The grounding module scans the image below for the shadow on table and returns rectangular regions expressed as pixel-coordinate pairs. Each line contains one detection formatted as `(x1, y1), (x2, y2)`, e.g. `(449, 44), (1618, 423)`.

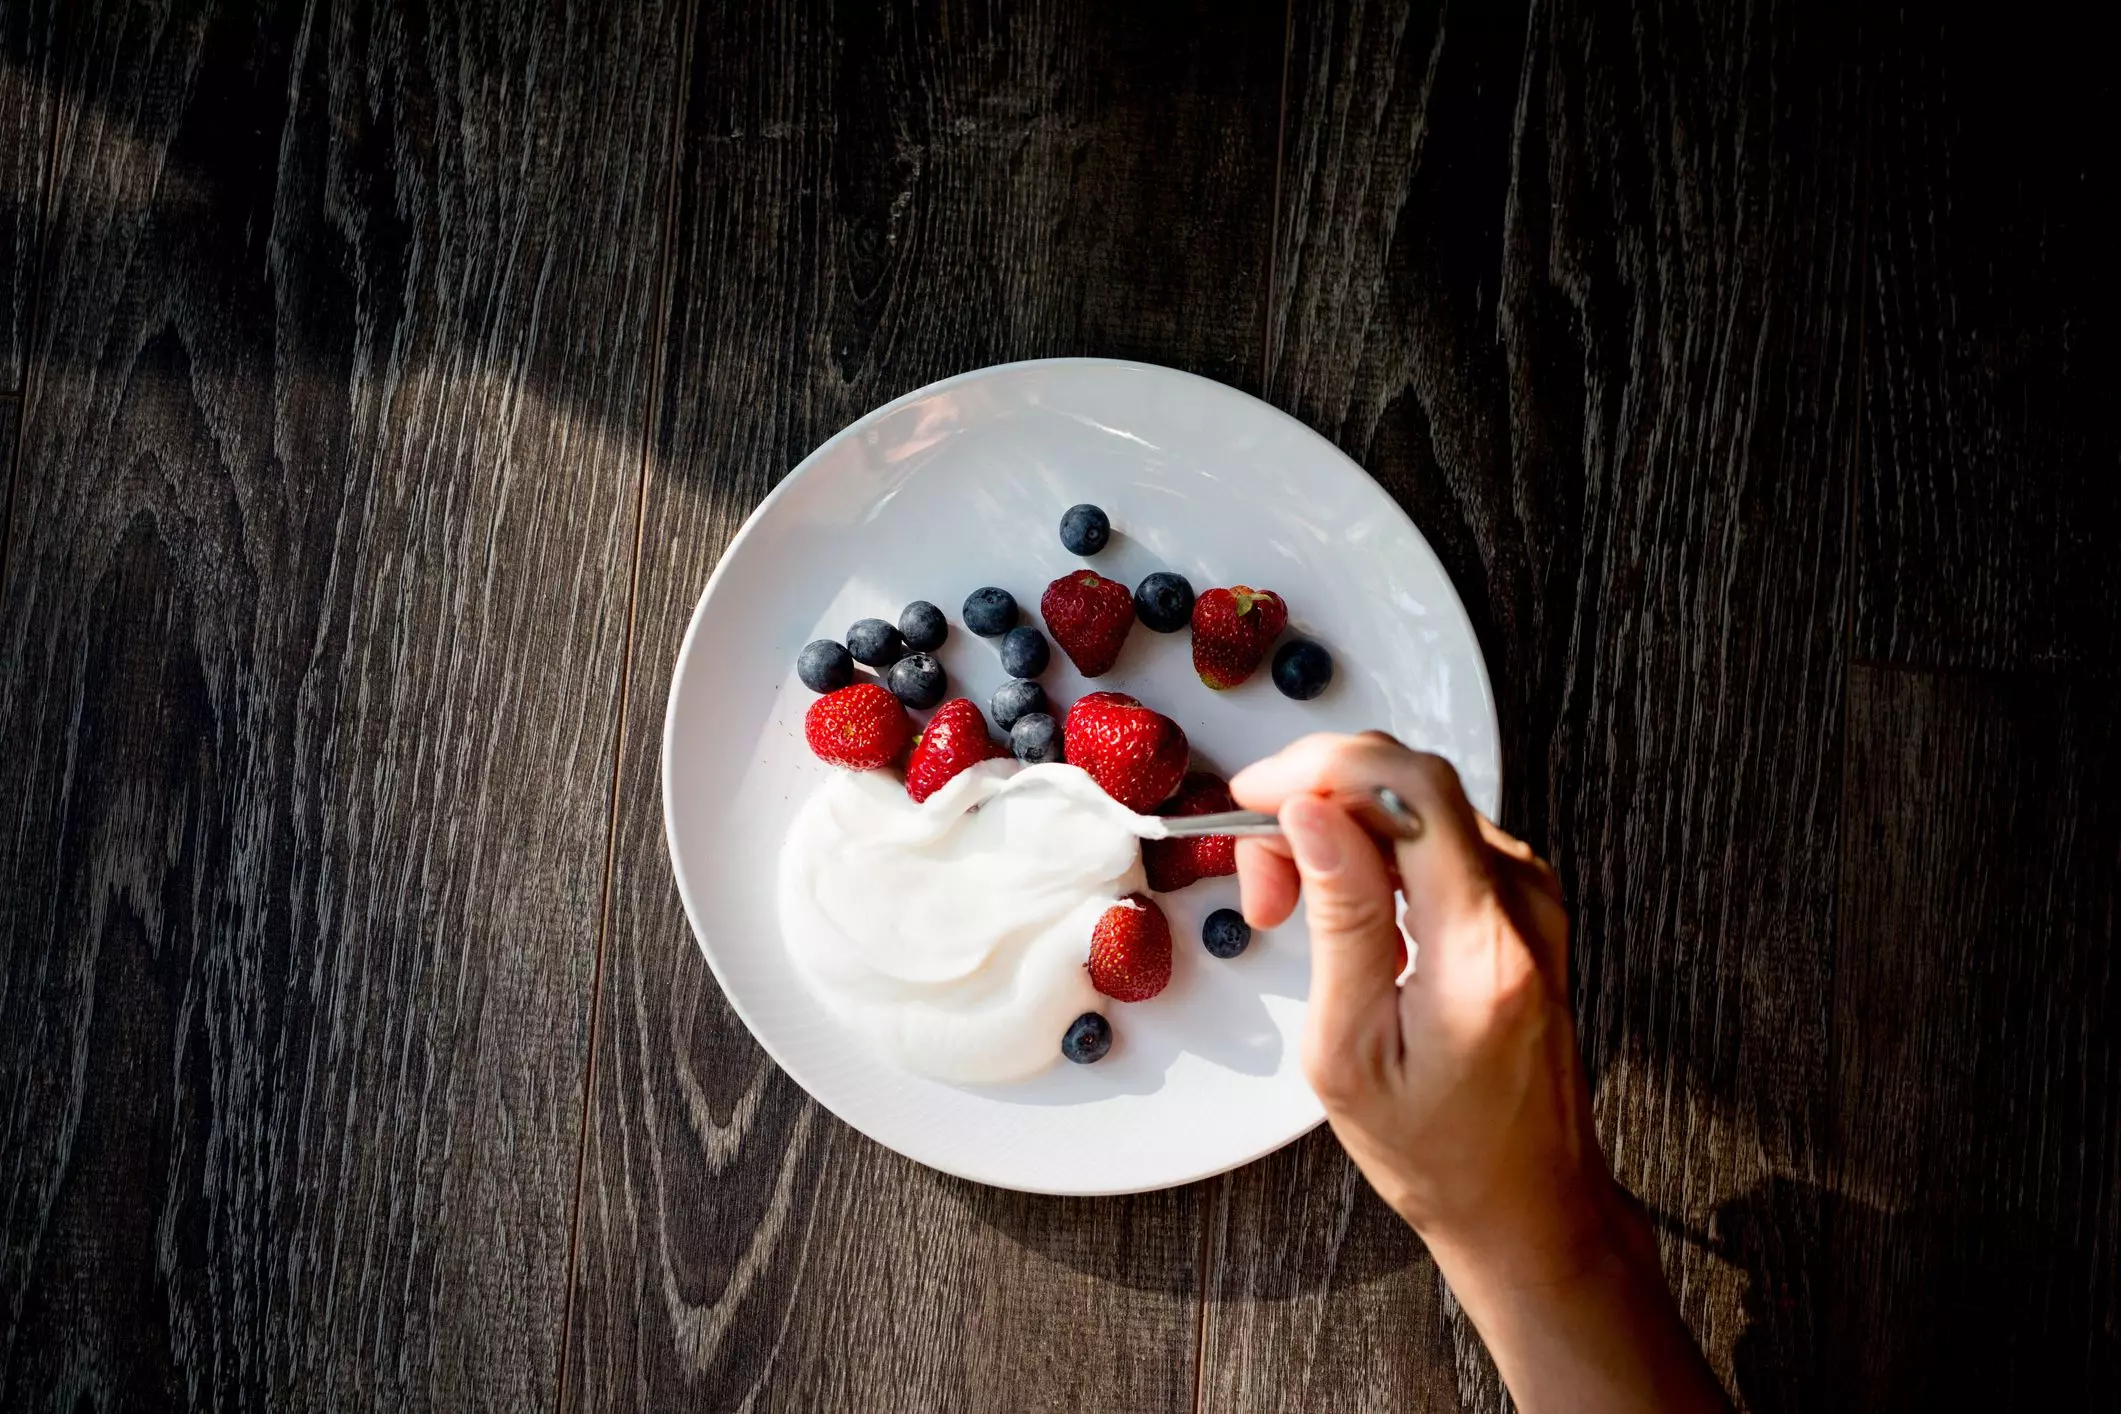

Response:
(935, 1178), (1200, 1298)
(1696, 1174), (2119, 1412)
(946, 1126), (1421, 1300)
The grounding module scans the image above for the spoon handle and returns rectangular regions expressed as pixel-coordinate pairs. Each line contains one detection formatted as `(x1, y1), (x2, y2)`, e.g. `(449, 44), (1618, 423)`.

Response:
(1153, 787), (1424, 842)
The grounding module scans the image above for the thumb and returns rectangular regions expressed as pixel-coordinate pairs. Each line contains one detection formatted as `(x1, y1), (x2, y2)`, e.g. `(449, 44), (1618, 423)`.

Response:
(1283, 795), (1405, 1037)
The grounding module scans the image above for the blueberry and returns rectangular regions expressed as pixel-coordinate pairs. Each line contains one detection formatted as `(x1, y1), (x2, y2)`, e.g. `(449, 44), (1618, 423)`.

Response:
(887, 652), (947, 709)
(1000, 625), (1050, 678)
(1202, 908), (1252, 959)
(1061, 1012), (1112, 1064)
(847, 617), (905, 666)
(1010, 711), (1061, 764)
(1271, 639), (1334, 700)
(990, 678), (1048, 732)
(963, 587), (1018, 637)
(899, 600), (948, 652)
(797, 640), (854, 693)
(1059, 503), (1111, 556)
(1134, 572), (1195, 634)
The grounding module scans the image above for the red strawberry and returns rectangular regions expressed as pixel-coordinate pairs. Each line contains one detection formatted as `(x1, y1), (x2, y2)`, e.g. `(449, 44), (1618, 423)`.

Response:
(1088, 893), (1173, 1002)
(905, 697), (1005, 803)
(805, 682), (912, 770)
(1143, 771), (1238, 892)
(1041, 570), (1135, 677)
(1191, 585), (1288, 688)
(1062, 691), (1188, 813)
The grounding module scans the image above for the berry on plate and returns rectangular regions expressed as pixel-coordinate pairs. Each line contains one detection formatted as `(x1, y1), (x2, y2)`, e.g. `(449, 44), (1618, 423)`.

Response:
(899, 600), (949, 652)
(1062, 691), (1187, 812)
(1143, 771), (1238, 892)
(1271, 638), (1334, 700)
(887, 651), (947, 709)
(905, 697), (1005, 803)
(847, 617), (905, 667)
(1202, 908), (1252, 958)
(963, 586), (1018, 637)
(1010, 711), (1061, 764)
(804, 683), (912, 770)
(1058, 503), (1111, 556)
(1191, 585), (1288, 688)
(1060, 1012), (1112, 1064)
(1042, 570), (1135, 677)
(1133, 571), (1195, 634)
(797, 639), (854, 693)
(1088, 893), (1173, 1002)
(990, 677), (1047, 731)
(1001, 624), (1051, 678)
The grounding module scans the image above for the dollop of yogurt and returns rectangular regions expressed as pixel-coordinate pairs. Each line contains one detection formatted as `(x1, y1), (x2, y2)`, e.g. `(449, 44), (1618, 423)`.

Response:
(779, 760), (1167, 1083)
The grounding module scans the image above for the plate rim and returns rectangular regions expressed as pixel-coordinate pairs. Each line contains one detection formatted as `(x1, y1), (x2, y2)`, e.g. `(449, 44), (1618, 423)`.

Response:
(660, 356), (1502, 1195)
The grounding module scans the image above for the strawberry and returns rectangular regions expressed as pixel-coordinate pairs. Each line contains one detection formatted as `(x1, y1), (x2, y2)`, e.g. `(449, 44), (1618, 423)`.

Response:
(1062, 691), (1188, 813)
(1143, 771), (1238, 892)
(805, 682), (912, 770)
(1041, 570), (1135, 677)
(1191, 585), (1288, 688)
(1087, 893), (1173, 1002)
(904, 697), (1005, 803)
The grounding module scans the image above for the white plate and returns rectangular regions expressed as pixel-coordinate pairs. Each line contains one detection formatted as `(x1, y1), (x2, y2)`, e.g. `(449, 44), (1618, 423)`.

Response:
(663, 359), (1500, 1195)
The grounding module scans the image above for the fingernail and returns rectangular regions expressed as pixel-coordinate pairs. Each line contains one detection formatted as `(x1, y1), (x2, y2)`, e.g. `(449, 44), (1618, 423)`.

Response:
(1283, 797), (1343, 874)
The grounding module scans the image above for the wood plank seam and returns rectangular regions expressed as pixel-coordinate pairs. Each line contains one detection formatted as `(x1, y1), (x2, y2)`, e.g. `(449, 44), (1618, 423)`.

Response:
(1261, 0), (1296, 393)
(550, 0), (703, 1409)
(0, 63), (59, 630)
(0, 391), (21, 585)
(1189, 1173), (1218, 1414)
(1821, 45), (1874, 1397)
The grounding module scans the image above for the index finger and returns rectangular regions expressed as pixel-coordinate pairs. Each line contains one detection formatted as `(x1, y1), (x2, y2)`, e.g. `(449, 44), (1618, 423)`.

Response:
(1231, 733), (1495, 968)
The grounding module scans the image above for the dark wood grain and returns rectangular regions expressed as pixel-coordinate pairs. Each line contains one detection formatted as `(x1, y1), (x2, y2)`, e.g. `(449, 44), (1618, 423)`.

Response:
(1216, 1), (1865, 1407)
(1205, 1128), (1467, 1412)
(0, 0), (55, 391)
(0, 1), (682, 1407)
(1857, 6), (2121, 675)
(1813, 667), (2121, 1409)
(0, 392), (11, 593)
(559, 2), (1285, 1409)
(1, 392), (15, 503)
(10, 4), (2117, 1413)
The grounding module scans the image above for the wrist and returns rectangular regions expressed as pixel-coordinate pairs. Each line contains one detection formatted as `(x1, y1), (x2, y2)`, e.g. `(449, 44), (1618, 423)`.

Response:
(1415, 1174), (1729, 1412)
(1414, 1165), (1653, 1301)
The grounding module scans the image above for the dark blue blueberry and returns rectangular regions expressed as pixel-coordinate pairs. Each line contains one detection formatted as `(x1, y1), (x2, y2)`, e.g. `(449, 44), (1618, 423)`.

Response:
(1010, 711), (1061, 764)
(846, 617), (905, 667)
(1202, 908), (1252, 959)
(1271, 639), (1334, 700)
(797, 639), (854, 693)
(999, 625), (1050, 678)
(899, 600), (948, 652)
(990, 678), (1048, 732)
(887, 652), (947, 709)
(963, 586), (1018, 637)
(1133, 572), (1195, 633)
(1059, 503), (1111, 556)
(1061, 1012), (1112, 1064)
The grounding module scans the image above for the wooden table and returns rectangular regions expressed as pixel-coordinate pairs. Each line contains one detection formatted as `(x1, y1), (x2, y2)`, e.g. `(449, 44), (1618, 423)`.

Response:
(3, 2), (2116, 1408)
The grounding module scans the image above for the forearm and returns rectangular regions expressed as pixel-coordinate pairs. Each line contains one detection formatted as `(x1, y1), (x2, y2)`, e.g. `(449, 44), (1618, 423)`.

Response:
(1422, 1180), (1730, 1414)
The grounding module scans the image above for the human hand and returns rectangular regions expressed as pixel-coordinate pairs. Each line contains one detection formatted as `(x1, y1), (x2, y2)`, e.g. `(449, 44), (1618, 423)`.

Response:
(1230, 731), (1600, 1260)
(1231, 732), (1726, 1413)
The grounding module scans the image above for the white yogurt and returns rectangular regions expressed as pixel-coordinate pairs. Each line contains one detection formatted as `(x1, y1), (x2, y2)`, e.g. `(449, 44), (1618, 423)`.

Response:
(778, 761), (1169, 1083)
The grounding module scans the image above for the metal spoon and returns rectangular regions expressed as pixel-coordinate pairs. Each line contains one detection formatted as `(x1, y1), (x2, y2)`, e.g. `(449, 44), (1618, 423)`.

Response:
(1154, 786), (1424, 842)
